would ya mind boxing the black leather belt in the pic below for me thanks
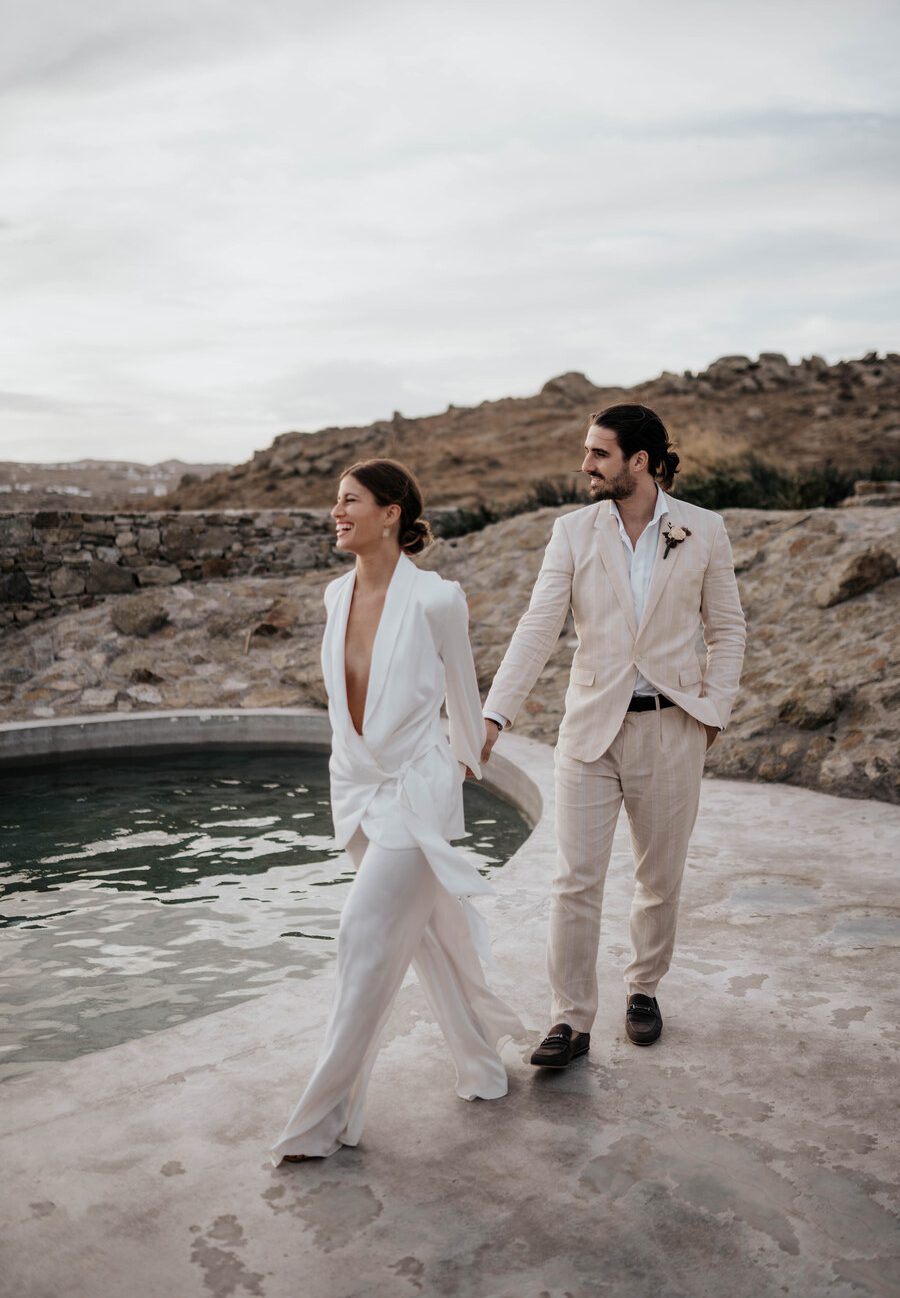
[627,694,674,713]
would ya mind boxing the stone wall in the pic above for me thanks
[0,509,336,629]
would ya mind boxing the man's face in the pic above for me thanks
[581,425,636,501]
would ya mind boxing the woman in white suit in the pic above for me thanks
[270,459,524,1164]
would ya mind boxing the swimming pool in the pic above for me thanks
[0,749,530,1077]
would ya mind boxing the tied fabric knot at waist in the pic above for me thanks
[333,737,496,966]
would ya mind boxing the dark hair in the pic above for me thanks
[339,458,434,555]
[590,404,680,489]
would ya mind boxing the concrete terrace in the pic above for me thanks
[1,724,898,1298]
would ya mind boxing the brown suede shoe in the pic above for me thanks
[530,1022,590,1068]
[625,994,663,1045]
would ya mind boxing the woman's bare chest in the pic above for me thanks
[344,592,386,730]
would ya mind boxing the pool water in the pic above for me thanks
[0,750,530,1077]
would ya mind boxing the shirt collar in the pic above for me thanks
[610,486,668,537]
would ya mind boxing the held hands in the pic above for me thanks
[481,718,501,765]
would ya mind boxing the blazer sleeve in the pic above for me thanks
[700,518,747,728]
[483,515,574,728]
[435,581,484,779]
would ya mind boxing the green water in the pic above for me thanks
[0,750,530,1076]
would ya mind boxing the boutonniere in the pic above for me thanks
[662,522,692,560]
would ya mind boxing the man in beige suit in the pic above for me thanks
[481,404,746,1062]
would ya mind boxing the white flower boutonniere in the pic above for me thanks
[662,523,692,560]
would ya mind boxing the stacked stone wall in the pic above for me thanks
[0,509,336,628]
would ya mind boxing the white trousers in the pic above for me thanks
[549,705,707,1031]
[270,831,522,1163]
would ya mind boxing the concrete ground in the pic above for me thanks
[2,731,899,1298]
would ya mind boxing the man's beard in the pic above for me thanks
[588,467,636,501]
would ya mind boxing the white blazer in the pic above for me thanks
[322,551,492,905]
[484,493,747,763]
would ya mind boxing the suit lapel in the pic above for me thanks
[362,551,417,731]
[325,570,355,736]
[636,491,680,635]
[593,504,638,636]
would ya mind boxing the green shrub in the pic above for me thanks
[430,461,900,539]
[432,478,582,539]
[675,458,899,511]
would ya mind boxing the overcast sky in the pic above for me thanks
[1,0,898,464]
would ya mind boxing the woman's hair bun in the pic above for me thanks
[400,516,434,555]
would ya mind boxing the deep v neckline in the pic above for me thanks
[343,555,402,737]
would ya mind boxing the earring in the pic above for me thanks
[382,526,390,539]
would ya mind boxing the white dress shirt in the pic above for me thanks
[484,488,667,727]
[610,487,667,696]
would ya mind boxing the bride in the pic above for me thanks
[270,458,524,1164]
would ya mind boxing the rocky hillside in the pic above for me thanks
[3,503,897,804]
[165,352,900,511]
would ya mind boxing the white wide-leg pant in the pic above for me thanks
[270,831,522,1163]
[549,705,707,1032]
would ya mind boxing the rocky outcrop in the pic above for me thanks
[841,480,900,508]
[417,505,900,804]
[161,352,900,512]
[2,505,897,804]
[814,548,897,608]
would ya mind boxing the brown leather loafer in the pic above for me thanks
[625,994,663,1045]
[530,1022,590,1068]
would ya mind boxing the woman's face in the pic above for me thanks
[331,475,397,554]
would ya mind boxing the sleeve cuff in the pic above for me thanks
[483,710,509,730]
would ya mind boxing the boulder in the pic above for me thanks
[539,372,599,404]
[779,685,842,730]
[127,683,163,705]
[841,481,900,508]
[196,526,232,557]
[201,557,231,578]
[85,559,137,594]
[110,595,169,638]
[701,356,753,386]
[653,371,693,395]
[137,527,160,551]
[81,687,118,709]
[137,564,182,587]
[162,524,198,557]
[0,570,34,603]
[49,567,86,598]
[814,548,898,608]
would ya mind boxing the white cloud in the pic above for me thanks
[1,0,898,462]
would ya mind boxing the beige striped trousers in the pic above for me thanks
[549,704,707,1031]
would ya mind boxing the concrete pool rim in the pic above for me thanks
[0,705,545,833]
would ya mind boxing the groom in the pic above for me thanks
[481,404,746,1062]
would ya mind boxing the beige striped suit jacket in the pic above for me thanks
[484,493,746,763]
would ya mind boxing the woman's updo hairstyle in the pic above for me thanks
[590,403,681,489]
[340,458,434,555]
